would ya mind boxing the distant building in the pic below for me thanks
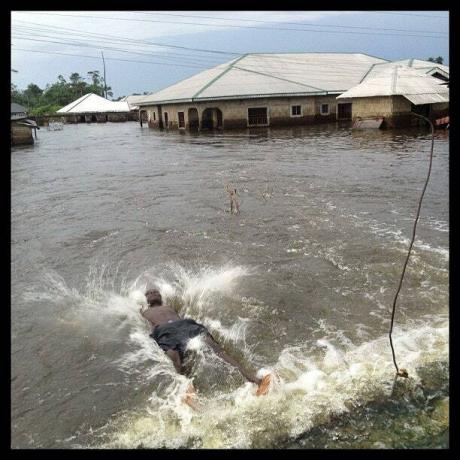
[137,53,449,130]
[57,93,132,123]
[118,94,151,121]
[11,103,27,120]
[11,103,39,146]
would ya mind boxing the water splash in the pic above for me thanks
[101,315,448,449]
[22,264,448,449]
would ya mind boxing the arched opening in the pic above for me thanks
[188,108,199,130]
[91,114,97,122]
[201,108,223,130]
[79,115,85,123]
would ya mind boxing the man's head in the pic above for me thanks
[145,289,162,307]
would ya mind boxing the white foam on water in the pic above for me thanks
[338,211,449,263]
[25,265,448,449]
[102,313,448,449]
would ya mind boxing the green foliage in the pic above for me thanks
[11,70,114,111]
[427,56,444,64]
[29,104,62,116]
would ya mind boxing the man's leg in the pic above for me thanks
[165,348,200,409]
[204,334,261,385]
[165,349,183,374]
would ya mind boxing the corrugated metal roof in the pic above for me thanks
[57,93,130,113]
[362,60,450,81]
[337,65,449,104]
[11,102,27,113]
[392,59,449,74]
[119,94,151,109]
[138,53,388,105]
[404,93,449,105]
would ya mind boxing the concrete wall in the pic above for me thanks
[351,95,425,128]
[107,113,130,122]
[143,94,339,131]
[59,113,131,123]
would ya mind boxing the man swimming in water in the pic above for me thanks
[140,289,270,405]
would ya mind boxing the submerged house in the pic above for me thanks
[118,94,151,121]
[11,103,39,146]
[57,93,131,123]
[337,61,449,128]
[137,53,449,130]
[11,102,27,121]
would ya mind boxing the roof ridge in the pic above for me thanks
[192,54,248,100]
[359,63,377,83]
[243,52,388,60]
[64,92,94,112]
[233,65,326,92]
[391,66,398,94]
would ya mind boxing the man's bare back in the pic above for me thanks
[141,304,180,328]
[140,288,271,402]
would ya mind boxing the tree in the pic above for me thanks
[11,68,119,111]
[11,83,26,105]
[427,56,444,64]
[24,83,43,103]
[69,72,87,98]
[87,70,104,96]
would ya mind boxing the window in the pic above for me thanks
[153,111,156,121]
[291,105,302,117]
[320,104,329,115]
[164,112,169,127]
[178,111,185,128]
[248,107,268,126]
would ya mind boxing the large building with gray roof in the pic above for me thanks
[137,53,449,130]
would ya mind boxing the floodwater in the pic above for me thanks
[11,121,449,449]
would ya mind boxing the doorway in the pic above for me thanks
[188,108,199,130]
[337,103,352,120]
[202,108,223,130]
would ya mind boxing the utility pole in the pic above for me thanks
[101,51,107,99]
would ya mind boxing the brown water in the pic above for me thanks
[11,122,449,448]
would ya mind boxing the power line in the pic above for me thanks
[13,17,240,56]
[12,31,225,66]
[11,36,228,69]
[12,31,397,73]
[13,46,444,84]
[11,46,215,70]
[13,20,234,60]
[374,11,449,19]
[140,11,448,35]
[20,11,448,39]
[13,32,447,76]
[10,38,397,76]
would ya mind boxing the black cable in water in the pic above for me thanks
[388,112,436,379]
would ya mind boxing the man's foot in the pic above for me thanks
[182,384,201,411]
[256,374,271,396]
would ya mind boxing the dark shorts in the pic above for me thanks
[150,318,209,360]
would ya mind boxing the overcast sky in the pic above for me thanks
[11,10,449,99]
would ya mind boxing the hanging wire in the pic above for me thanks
[388,112,436,378]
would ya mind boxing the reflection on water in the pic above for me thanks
[11,122,448,448]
